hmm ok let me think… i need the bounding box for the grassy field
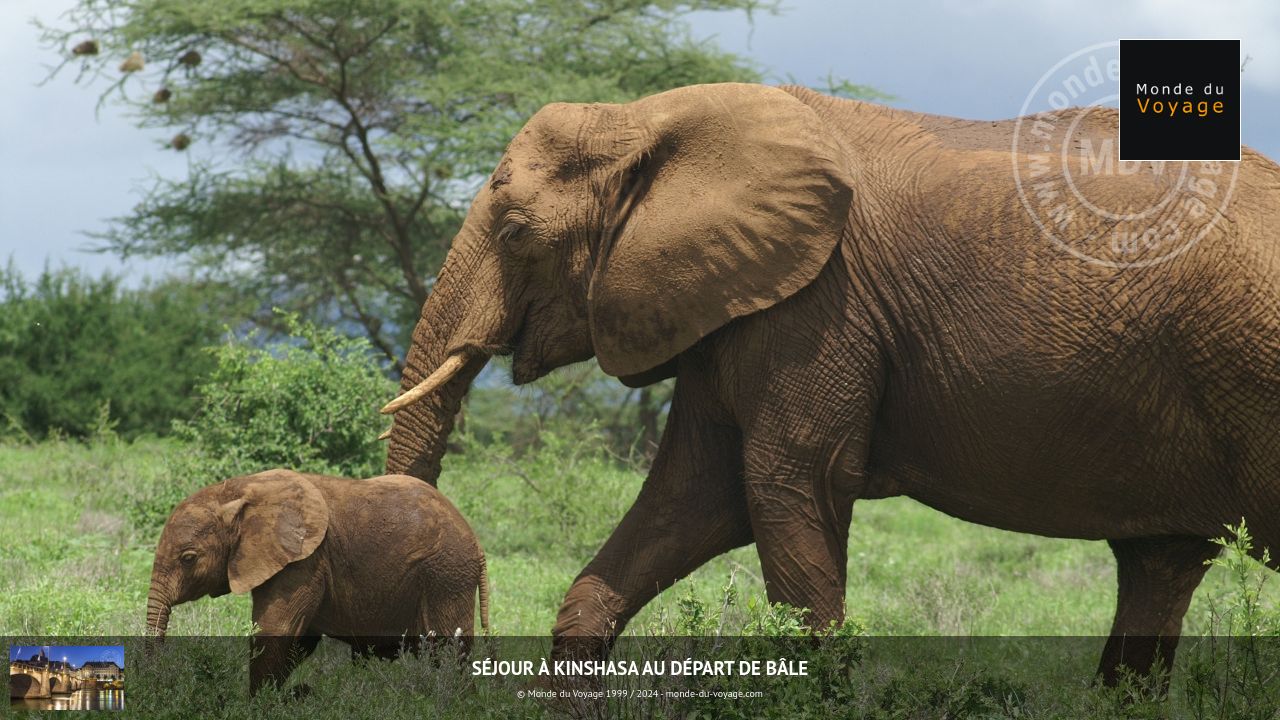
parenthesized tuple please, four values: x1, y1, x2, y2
(1, 434, 1270, 638)
(5, 435, 1280, 717)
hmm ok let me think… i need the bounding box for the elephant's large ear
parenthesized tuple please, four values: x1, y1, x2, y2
(220, 470, 329, 594)
(588, 83, 853, 377)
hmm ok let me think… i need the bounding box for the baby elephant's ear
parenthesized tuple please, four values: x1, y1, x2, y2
(220, 470, 329, 594)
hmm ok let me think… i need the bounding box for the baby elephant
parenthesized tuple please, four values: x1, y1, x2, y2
(145, 469, 489, 693)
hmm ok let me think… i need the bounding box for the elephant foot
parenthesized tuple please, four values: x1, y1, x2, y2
(550, 574, 631, 662)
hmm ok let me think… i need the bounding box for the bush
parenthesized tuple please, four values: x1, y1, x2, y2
(176, 311, 395, 478)
(128, 313, 394, 531)
(1181, 520, 1280, 718)
(0, 262, 236, 440)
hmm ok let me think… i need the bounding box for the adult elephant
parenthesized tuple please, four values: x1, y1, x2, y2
(381, 82, 1280, 682)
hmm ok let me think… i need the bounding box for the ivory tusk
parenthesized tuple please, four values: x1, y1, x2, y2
(380, 353, 468, 414)
(377, 427, 393, 441)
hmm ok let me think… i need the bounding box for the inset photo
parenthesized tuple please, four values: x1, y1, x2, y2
(9, 646, 125, 711)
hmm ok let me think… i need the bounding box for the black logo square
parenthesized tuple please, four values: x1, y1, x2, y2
(1120, 39, 1240, 161)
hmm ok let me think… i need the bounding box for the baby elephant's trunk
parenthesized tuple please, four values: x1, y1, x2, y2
(146, 590, 171, 638)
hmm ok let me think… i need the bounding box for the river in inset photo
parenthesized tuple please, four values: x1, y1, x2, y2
(10, 688, 125, 711)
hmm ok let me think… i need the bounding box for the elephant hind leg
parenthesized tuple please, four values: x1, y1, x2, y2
(1098, 536, 1219, 687)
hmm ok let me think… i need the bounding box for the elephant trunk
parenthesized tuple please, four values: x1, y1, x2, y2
(145, 591, 171, 638)
(385, 233, 497, 484)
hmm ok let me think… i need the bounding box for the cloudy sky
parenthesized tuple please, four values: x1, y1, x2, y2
(2, 0, 1276, 283)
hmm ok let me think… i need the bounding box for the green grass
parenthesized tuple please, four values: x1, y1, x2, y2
(1, 435, 1275, 637)
(0, 437, 250, 637)
(5, 436, 1280, 718)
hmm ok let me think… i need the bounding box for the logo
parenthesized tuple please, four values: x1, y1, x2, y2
(1012, 41, 1239, 268)
(1120, 39, 1241, 161)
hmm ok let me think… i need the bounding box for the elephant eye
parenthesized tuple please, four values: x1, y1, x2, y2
(180, 551, 198, 565)
(496, 221, 523, 247)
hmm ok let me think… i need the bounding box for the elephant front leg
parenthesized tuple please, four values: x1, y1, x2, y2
(551, 382, 753, 658)
(250, 635, 320, 696)
(248, 578, 323, 695)
(742, 461, 860, 631)
(740, 386, 875, 631)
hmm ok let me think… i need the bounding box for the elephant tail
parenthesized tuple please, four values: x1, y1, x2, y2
(477, 546, 490, 633)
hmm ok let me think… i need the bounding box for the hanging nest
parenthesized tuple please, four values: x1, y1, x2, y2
(178, 50, 202, 68)
(153, 88, 172, 104)
(71, 40, 99, 56)
(169, 133, 191, 151)
(120, 51, 144, 73)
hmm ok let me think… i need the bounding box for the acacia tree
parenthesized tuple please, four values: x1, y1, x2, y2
(40, 0, 768, 371)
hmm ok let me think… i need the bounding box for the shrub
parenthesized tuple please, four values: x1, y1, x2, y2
(128, 313, 393, 532)
(1181, 520, 1280, 717)
(0, 263, 235, 440)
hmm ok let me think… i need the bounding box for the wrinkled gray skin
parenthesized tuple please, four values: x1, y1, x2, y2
(383, 82, 1280, 684)
(146, 470, 489, 694)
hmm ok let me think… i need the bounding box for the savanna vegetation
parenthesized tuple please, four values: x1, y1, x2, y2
(0, 263, 245, 441)
(6, 0, 1280, 717)
(4, 325, 1280, 717)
